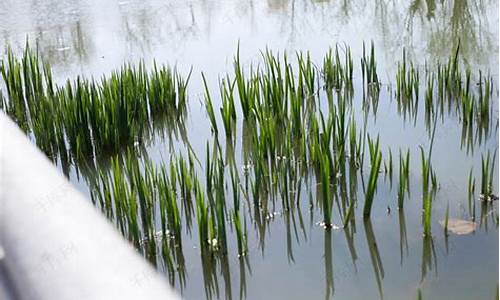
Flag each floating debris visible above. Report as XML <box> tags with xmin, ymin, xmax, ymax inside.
<box><xmin>439</xmin><ymin>219</ymin><xmax>476</xmax><ymax>235</ymax></box>
<box><xmin>317</xmin><ymin>221</ymin><xmax>341</xmax><ymax>230</ymax></box>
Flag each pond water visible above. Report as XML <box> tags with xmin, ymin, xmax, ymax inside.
<box><xmin>0</xmin><ymin>1</ymin><xmax>498</xmax><ymax>299</ymax></box>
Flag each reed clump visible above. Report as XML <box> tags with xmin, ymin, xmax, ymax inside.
<box><xmin>0</xmin><ymin>44</ymin><xmax>190</xmax><ymax>161</ymax></box>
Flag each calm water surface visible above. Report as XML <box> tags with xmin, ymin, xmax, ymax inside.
<box><xmin>0</xmin><ymin>1</ymin><xmax>498</xmax><ymax>299</ymax></box>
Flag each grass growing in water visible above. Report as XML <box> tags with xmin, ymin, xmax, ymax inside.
<box><xmin>480</xmin><ymin>150</ymin><xmax>497</xmax><ymax>201</ymax></box>
<box><xmin>361</xmin><ymin>41</ymin><xmax>379</xmax><ymax>93</ymax></box>
<box><xmin>1</xmin><ymin>42</ymin><xmax>496</xmax><ymax>298</ymax></box>
<box><xmin>363</xmin><ymin>135</ymin><xmax>382</xmax><ymax>218</ymax></box>
<box><xmin>323</xmin><ymin>45</ymin><xmax>354</xmax><ymax>91</ymax></box>
<box><xmin>420</xmin><ymin>146</ymin><xmax>434</xmax><ymax>237</ymax></box>
<box><xmin>1</xmin><ymin>45</ymin><xmax>190</xmax><ymax>161</ymax></box>
<box><xmin>398</xmin><ymin>149</ymin><xmax>410</xmax><ymax>209</ymax></box>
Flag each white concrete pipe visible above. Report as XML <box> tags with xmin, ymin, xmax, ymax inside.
<box><xmin>0</xmin><ymin>112</ymin><xmax>180</xmax><ymax>300</ymax></box>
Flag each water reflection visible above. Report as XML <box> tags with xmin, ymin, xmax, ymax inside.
<box><xmin>363</xmin><ymin>219</ymin><xmax>385</xmax><ymax>299</ymax></box>
<box><xmin>238</xmin><ymin>256</ymin><xmax>251</xmax><ymax>300</ymax></box>
<box><xmin>0</xmin><ymin>0</ymin><xmax>497</xmax><ymax>72</ymax></box>
<box><xmin>0</xmin><ymin>1</ymin><xmax>498</xmax><ymax>299</ymax></box>
<box><xmin>398</xmin><ymin>210</ymin><xmax>409</xmax><ymax>266</ymax></box>
<box><xmin>324</xmin><ymin>229</ymin><xmax>334</xmax><ymax>299</ymax></box>
<box><xmin>420</xmin><ymin>235</ymin><xmax>437</xmax><ymax>283</ymax></box>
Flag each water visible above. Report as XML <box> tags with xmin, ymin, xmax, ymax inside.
<box><xmin>0</xmin><ymin>1</ymin><xmax>498</xmax><ymax>299</ymax></box>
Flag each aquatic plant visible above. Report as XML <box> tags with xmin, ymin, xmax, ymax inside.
<box><xmin>398</xmin><ymin>149</ymin><xmax>410</xmax><ymax>209</ymax></box>
<box><xmin>361</xmin><ymin>41</ymin><xmax>379</xmax><ymax>92</ymax></box>
<box><xmin>420</xmin><ymin>147</ymin><xmax>433</xmax><ymax>236</ymax></box>
<box><xmin>234</xmin><ymin>45</ymin><xmax>257</xmax><ymax>120</ymax></box>
<box><xmin>320</xmin><ymin>152</ymin><xmax>333</xmax><ymax>228</ymax></box>
<box><xmin>468</xmin><ymin>167</ymin><xmax>476</xmax><ymax>216</ymax></box>
<box><xmin>202</xmin><ymin>73</ymin><xmax>219</xmax><ymax>136</ymax></box>
<box><xmin>1</xmin><ymin>41</ymin><xmax>496</xmax><ymax>299</ymax></box>
<box><xmin>396</xmin><ymin>49</ymin><xmax>419</xmax><ymax>103</ymax></box>
<box><xmin>363</xmin><ymin>135</ymin><xmax>382</xmax><ymax>218</ymax></box>
<box><xmin>1</xmin><ymin>45</ymin><xmax>190</xmax><ymax>161</ymax></box>
<box><xmin>220</xmin><ymin>78</ymin><xmax>237</xmax><ymax>138</ymax></box>
<box><xmin>480</xmin><ymin>150</ymin><xmax>497</xmax><ymax>201</ymax></box>
<box><xmin>323</xmin><ymin>45</ymin><xmax>353</xmax><ymax>91</ymax></box>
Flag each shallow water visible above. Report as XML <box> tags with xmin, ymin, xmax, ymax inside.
<box><xmin>1</xmin><ymin>1</ymin><xmax>498</xmax><ymax>299</ymax></box>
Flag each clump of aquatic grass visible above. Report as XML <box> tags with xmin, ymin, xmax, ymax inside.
<box><xmin>436</xmin><ymin>42</ymin><xmax>462</xmax><ymax>100</ymax></box>
<box><xmin>420</xmin><ymin>146</ymin><xmax>433</xmax><ymax>236</ymax></box>
<box><xmin>176</xmin><ymin>153</ymin><xmax>195</xmax><ymax>232</ymax></box>
<box><xmin>201</xmin><ymin>73</ymin><xmax>219</xmax><ymax>136</ymax></box>
<box><xmin>148</xmin><ymin>61</ymin><xmax>190</xmax><ymax>116</ymax></box>
<box><xmin>228</xmin><ymin>48</ymin><xmax>320</xmax><ymax>144</ymax></box>
<box><xmin>164</xmin><ymin>162</ymin><xmax>182</xmax><ymax>240</ymax></box>
<box><xmin>125</xmin><ymin>152</ymin><xmax>157</xmax><ymax>240</ymax></box>
<box><xmin>361</xmin><ymin>41</ymin><xmax>379</xmax><ymax>92</ymax></box>
<box><xmin>229</xmin><ymin>166</ymin><xmax>248</xmax><ymax>256</ymax></box>
<box><xmin>90</xmin><ymin>151</ymin><xmax>197</xmax><ymax>274</ymax></box>
<box><xmin>480</xmin><ymin>150</ymin><xmax>497</xmax><ymax>201</ymax></box>
<box><xmin>424</xmin><ymin>71</ymin><xmax>435</xmax><ymax>128</ymax></box>
<box><xmin>233</xmin><ymin>210</ymin><xmax>248</xmax><ymax>257</ymax></box>
<box><xmin>363</xmin><ymin>135</ymin><xmax>382</xmax><ymax>218</ymax></box>
<box><xmin>477</xmin><ymin>71</ymin><xmax>493</xmax><ymax>129</ymax></box>
<box><xmin>194</xmin><ymin>179</ymin><xmax>211</xmax><ymax>252</ymax></box>
<box><xmin>219</xmin><ymin>77</ymin><xmax>237</xmax><ymax>138</ymax></box>
<box><xmin>1</xmin><ymin>44</ymin><xmax>190</xmax><ymax>162</ymax></box>
<box><xmin>234</xmin><ymin>46</ymin><xmax>257</xmax><ymax>120</ymax></box>
<box><xmin>468</xmin><ymin>167</ymin><xmax>476</xmax><ymax>217</ymax></box>
<box><xmin>297</xmin><ymin>51</ymin><xmax>317</xmax><ymax>97</ymax></box>
<box><xmin>397</xmin><ymin>149</ymin><xmax>410</xmax><ymax>209</ymax></box>
<box><xmin>348</xmin><ymin>115</ymin><xmax>362</xmax><ymax>165</ymax></box>
<box><xmin>257</xmin><ymin>49</ymin><xmax>288</xmax><ymax>125</ymax></box>
<box><xmin>396</xmin><ymin>49</ymin><xmax>419</xmax><ymax>102</ymax></box>
<box><xmin>0</xmin><ymin>44</ymin><xmax>36</xmax><ymax>131</ymax></box>
<box><xmin>323</xmin><ymin>45</ymin><xmax>353</xmax><ymax>91</ymax></box>
<box><xmin>420</xmin><ymin>147</ymin><xmax>431</xmax><ymax>198</ymax></box>
<box><xmin>204</xmin><ymin>142</ymin><xmax>229</xmax><ymax>253</ymax></box>
<box><xmin>396</xmin><ymin>49</ymin><xmax>419</xmax><ymax>123</ymax></box>
<box><xmin>288</xmin><ymin>69</ymin><xmax>303</xmax><ymax>137</ymax></box>
<box><xmin>459</xmin><ymin>77</ymin><xmax>475</xmax><ymax>145</ymax></box>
